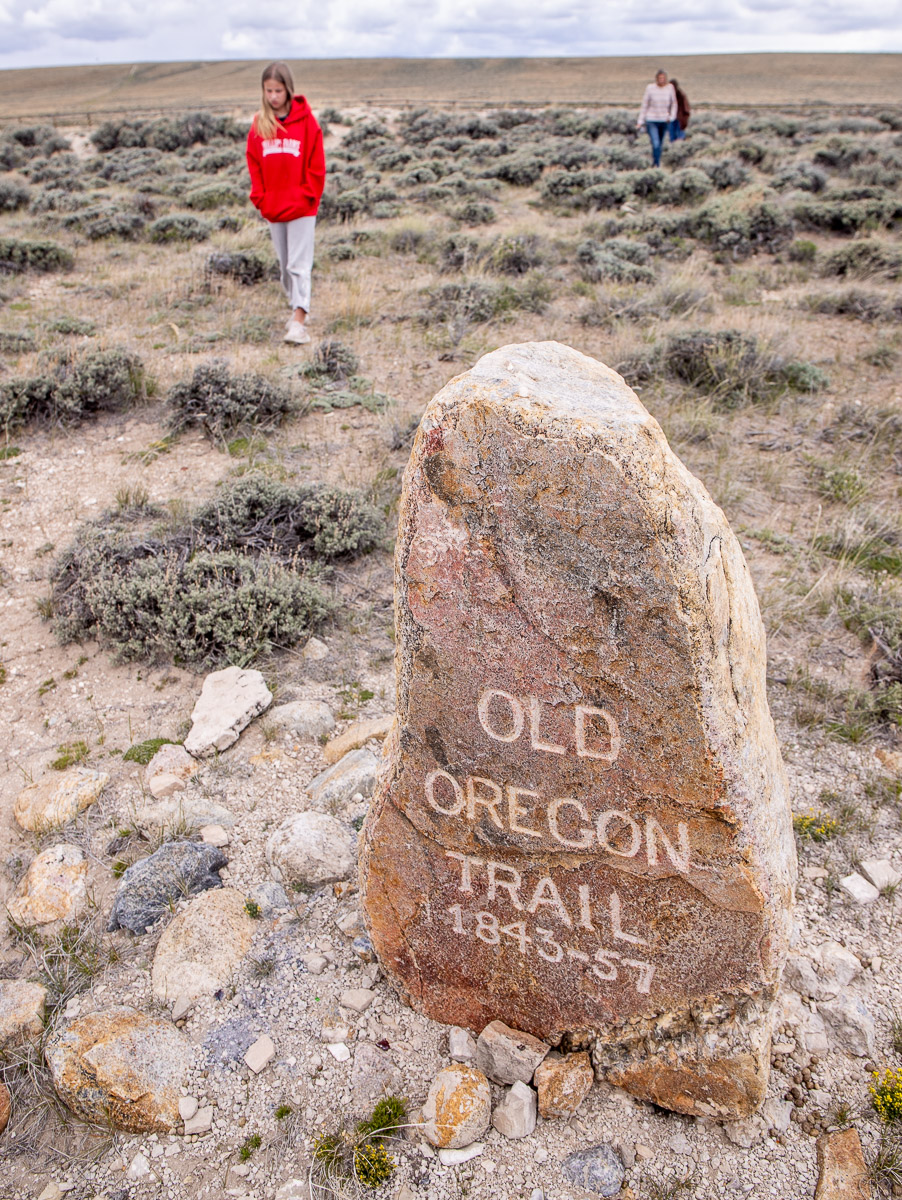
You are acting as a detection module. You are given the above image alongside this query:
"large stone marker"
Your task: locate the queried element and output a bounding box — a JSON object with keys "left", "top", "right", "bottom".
{"left": 360, "top": 342, "right": 796, "bottom": 1119}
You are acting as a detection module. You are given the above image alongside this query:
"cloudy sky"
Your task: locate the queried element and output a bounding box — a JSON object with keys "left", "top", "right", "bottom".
{"left": 0, "top": 0, "right": 900, "bottom": 70}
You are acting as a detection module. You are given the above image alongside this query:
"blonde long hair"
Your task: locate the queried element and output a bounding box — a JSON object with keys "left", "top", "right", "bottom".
{"left": 253, "top": 61, "right": 295, "bottom": 139}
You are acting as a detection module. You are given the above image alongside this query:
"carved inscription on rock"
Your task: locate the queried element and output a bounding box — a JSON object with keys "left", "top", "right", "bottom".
{"left": 360, "top": 342, "right": 796, "bottom": 1118}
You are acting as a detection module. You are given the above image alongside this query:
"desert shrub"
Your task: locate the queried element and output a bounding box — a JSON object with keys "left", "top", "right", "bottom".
{"left": 687, "top": 188, "right": 794, "bottom": 257}
{"left": 205, "top": 250, "right": 273, "bottom": 285}
{"left": 88, "top": 146, "right": 168, "bottom": 184}
{"left": 813, "top": 137, "right": 871, "bottom": 171}
{"left": 420, "top": 274, "right": 550, "bottom": 333}
{"left": 788, "top": 239, "right": 817, "bottom": 263}
{"left": 5, "top": 125, "right": 70, "bottom": 157}
{"left": 584, "top": 179, "right": 631, "bottom": 209}
{"left": 91, "top": 113, "right": 243, "bottom": 153}
{"left": 168, "top": 361, "right": 295, "bottom": 437}
{"left": 623, "top": 168, "right": 662, "bottom": 198}
{"left": 61, "top": 205, "right": 146, "bottom": 240}
{"left": 0, "top": 138, "right": 24, "bottom": 171}
{"left": 577, "top": 239, "right": 654, "bottom": 284}
{"left": 541, "top": 168, "right": 609, "bottom": 205}
{"left": 439, "top": 235, "right": 480, "bottom": 273}
{"left": 0, "top": 177, "right": 30, "bottom": 211}
{"left": 184, "top": 145, "right": 243, "bottom": 173}
{"left": 697, "top": 158, "right": 752, "bottom": 190}
{"left": 30, "top": 187, "right": 90, "bottom": 214}
{"left": 26, "top": 153, "right": 83, "bottom": 185}
{"left": 734, "top": 140, "right": 769, "bottom": 166}
{"left": 793, "top": 194, "right": 900, "bottom": 233}
{"left": 803, "top": 288, "right": 895, "bottom": 322}
{"left": 0, "top": 347, "right": 147, "bottom": 431}
{"left": 389, "top": 226, "right": 433, "bottom": 255}
{"left": 0, "top": 332, "right": 35, "bottom": 354}
{"left": 454, "top": 200, "right": 496, "bottom": 225}
{"left": 487, "top": 109, "right": 538, "bottom": 130}
{"left": 192, "top": 474, "right": 382, "bottom": 560}
{"left": 311, "top": 339, "right": 359, "bottom": 381}
{"left": 52, "top": 543, "right": 331, "bottom": 668}
{"left": 320, "top": 107, "right": 349, "bottom": 125}
{"left": 604, "top": 145, "right": 648, "bottom": 171}
{"left": 49, "top": 317, "right": 96, "bottom": 336}
{"left": 0, "top": 236, "right": 73, "bottom": 274}
{"left": 658, "top": 167, "right": 714, "bottom": 205}
{"left": 147, "top": 214, "right": 211, "bottom": 242}
{"left": 485, "top": 152, "right": 544, "bottom": 187}
{"left": 185, "top": 183, "right": 242, "bottom": 210}
{"left": 663, "top": 330, "right": 826, "bottom": 407}
{"left": 851, "top": 162, "right": 902, "bottom": 188}
{"left": 371, "top": 146, "right": 414, "bottom": 171}
{"left": 821, "top": 240, "right": 902, "bottom": 280}
{"left": 486, "top": 234, "right": 544, "bottom": 276}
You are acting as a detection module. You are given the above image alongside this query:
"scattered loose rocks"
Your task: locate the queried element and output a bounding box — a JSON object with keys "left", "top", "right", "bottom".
{"left": 151, "top": 887, "right": 257, "bottom": 1003}
{"left": 268, "top": 699, "right": 335, "bottom": 741}
{"left": 14, "top": 767, "right": 108, "bottom": 832}
{"left": 561, "top": 1143, "right": 625, "bottom": 1197}
{"left": 134, "top": 794, "right": 235, "bottom": 833}
{"left": 839, "top": 872, "right": 879, "bottom": 904}
{"left": 144, "top": 743, "right": 198, "bottom": 794}
{"left": 0, "top": 979, "right": 47, "bottom": 1047}
{"left": 107, "top": 840, "right": 228, "bottom": 933}
{"left": 45, "top": 1006, "right": 188, "bottom": 1132}
{"left": 492, "top": 1079, "right": 537, "bottom": 1139}
{"left": 422, "top": 1063, "right": 491, "bottom": 1148}
{"left": 534, "top": 1051, "right": 594, "bottom": 1118}
{"left": 266, "top": 810, "right": 357, "bottom": 887}
{"left": 183, "top": 666, "right": 272, "bottom": 757}
{"left": 351, "top": 1041, "right": 403, "bottom": 1113}
{"left": 5, "top": 844, "right": 87, "bottom": 928}
{"left": 475, "top": 1020, "right": 549, "bottom": 1085}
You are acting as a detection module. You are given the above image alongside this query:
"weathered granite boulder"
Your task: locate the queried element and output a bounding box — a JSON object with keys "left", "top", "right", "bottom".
{"left": 151, "top": 887, "right": 256, "bottom": 1003}
{"left": 360, "top": 342, "right": 796, "bottom": 1119}
{"left": 6, "top": 845, "right": 87, "bottom": 928}
{"left": 0, "top": 980, "right": 47, "bottom": 1048}
{"left": 266, "top": 811, "right": 357, "bottom": 887}
{"left": 14, "top": 768, "right": 108, "bottom": 832}
{"left": 45, "top": 1006, "right": 188, "bottom": 1132}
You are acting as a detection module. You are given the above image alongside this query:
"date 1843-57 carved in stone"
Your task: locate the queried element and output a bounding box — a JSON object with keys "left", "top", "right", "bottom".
{"left": 360, "top": 342, "right": 797, "bottom": 1119}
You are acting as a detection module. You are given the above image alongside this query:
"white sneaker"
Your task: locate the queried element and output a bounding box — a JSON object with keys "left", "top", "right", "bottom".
{"left": 284, "top": 321, "right": 311, "bottom": 345}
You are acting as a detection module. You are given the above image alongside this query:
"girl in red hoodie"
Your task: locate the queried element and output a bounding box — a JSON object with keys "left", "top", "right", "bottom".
{"left": 246, "top": 62, "right": 325, "bottom": 345}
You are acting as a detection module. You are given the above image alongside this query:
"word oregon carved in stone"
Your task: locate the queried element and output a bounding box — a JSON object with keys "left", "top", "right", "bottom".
{"left": 360, "top": 342, "right": 796, "bottom": 1119}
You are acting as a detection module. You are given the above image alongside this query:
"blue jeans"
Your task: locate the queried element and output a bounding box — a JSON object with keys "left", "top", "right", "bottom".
{"left": 646, "top": 121, "right": 668, "bottom": 166}
{"left": 669, "top": 119, "right": 685, "bottom": 141}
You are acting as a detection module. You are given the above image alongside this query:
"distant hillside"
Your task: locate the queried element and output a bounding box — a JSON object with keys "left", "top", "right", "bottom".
{"left": 0, "top": 53, "right": 900, "bottom": 124}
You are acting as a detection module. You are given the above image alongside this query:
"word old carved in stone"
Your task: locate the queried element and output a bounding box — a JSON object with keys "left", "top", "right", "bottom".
{"left": 360, "top": 342, "right": 796, "bottom": 1119}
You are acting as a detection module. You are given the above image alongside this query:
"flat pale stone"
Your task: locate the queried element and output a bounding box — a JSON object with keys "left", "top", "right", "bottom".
{"left": 326, "top": 1042, "right": 351, "bottom": 1062}
{"left": 422, "top": 1064, "right": 491, "bottom": 1149}
{"left": 449, "top": 1026, "right": 477, "bottom": 1063}
{"left": 323, "top": 716, "right": 394, "bottom": 765}
{"left": 148, "top": 773, "right": 185, "bottom": 799}
{"left": 268, "top": 700, "right": 335, "bottom": 741}
{"left": 151, "top": 888, "right": 256, "bottom": 1004}
{"left": 859, "top": 858, "right": 900, "bottom": 891}
{"left": 244, "top": 1035, "right": 275, "bottom": 1073}
{"left": 45, "top": 1005, "right": 188, "bottom": 1132}
{"left": 475, "top": 1020, "right": 549, "bottom": 1085}
{"left": 307, "top": 748, "right": 379, "bottom": 811}
{"left": 145, "top": 743, "right": 198, "bottom": 789}
{"left": 340, "top": 988, "right": 376, "bottom": 1013}
{"left": 302, "top": 636, "right": 330, "bottom": 661}
{"left": 6, "top": 845, "right": 87, "bottom": 928}
{"left": 183, "top": 1105, "right": 213, "bottom": 1135}
{"left": 14, "top": 767, "right": 108, "bottom": 832}
{"left": 200, "top": 824, "right": 230, "bottom": 848}
{"left": 819, "top": 996, "right": 876, "bottom": 1058}
{"left": 360, "top": 342, "right": 795, "bottom": 1121}
{"left": 839, "top": 873, "right": 879, "bottom": 904}
{"left": 815, "top": 942, "right": 862, "bottom": 990}
{"left": 171, "top": 994, "right": 193, "bottom": 1022}
{"left": 492, "top": 1079, "right": 537, "bottom": 1139}
{"left": 178, "top": 1096, "right": 198, "bottom": 1121}
{"left": 0, "top": 979, "right": 47, "bottom": 1047}
{"left": 266, "top": 810, "right": 357, "bottom": 887}
{"left": 815, "top": 1128, "right": 869, "bottom": 1200}
{"left": 133, "top": 795, "right": 235, "bottom": 833}
{"left": 183, "top": 666, "right": 272, "bottom": 758}
{"left": 438, "top": 1143, "right": 484, "bottom": 1166}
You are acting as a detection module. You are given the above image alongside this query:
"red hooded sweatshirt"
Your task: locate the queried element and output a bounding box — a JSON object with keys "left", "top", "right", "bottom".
{"left": 246, "top": 95, "right": 325, "bottom": 223}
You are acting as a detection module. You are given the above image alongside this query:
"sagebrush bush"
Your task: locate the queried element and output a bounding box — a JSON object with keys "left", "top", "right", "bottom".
{"left": 454, "top": 200, "right": 496, "bottom": 225}
{"left": 311, "top": 339, "right": 359, "bottom": 381}
{"left": 61, "top": 204, "right": 146, "bottom": 240}
{"left": 794, "top": 194, "right": 900, "bottom": 233}
{"left": 205, "top": 251, "right": 273, "bottom": 285}
{"left": 577, "top": 239, "right": 654, "bottom": 284}
{"left": 0, "top": 177, "right": 30, "bottom": 211}
{"left": 1, "top": 347, "right": 147, "bottom": 431}
{"left": 686, "top": 188, "right": 795, "bottom": 257}
{"left": 803, "top": 288, "right": 897, "bottom": 323}
{"left": 147, "top": 213, "right": 211, "bottom": 242}
{"left": 167, "top": 361, "right": 295, "bottom": 437}
{"left": 772, "top": 161, "right": 828, "bottom": 193}
{"left": 821, "top": 240, "right": 902, "bottom": 280}
{"left": 0, "top": 332, "right": 35, "bottom": 354}
{"left": 486, "top": 234, "right": 544, "bottom": 276}
{"left": 91, "top": 112, "right": 243, "bottom": 153}
{"left": 0, "top": 236, "right": 73, "bottom": 274}
{"left": 663, "top": 330, "right": 827, "bottom": 407}
{"left": 185, "top": 183, "right": 243, "bottom": 210}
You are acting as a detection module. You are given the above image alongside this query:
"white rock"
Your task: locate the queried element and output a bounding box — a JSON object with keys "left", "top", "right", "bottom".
{"left": 151, "top": 888, "right": 256, "bottom": 1004}
{"left": 178, "top": 1097, "right": 198, "bottom": 1121}
{"left": 326, "top": 1043, "right": 351, "bottom": 1062}
{"left": 449, "top": 1026, "right": 477, "bottom": 1063}
{"left": 491, "top": 1080, "right": 536, "bottom": 1139}
{"left": 37, "top": 1184, "right": 64, "bottom": 1200}
{"left": 859, "top": 858, "right": 900, "bottom": 891}
{"left": 438, "top": 1143, "right": 484, "bottom": 1166}
{"left": 839, "top": 873, "right": 879, "bottom": 904}
{"left": 0, "top": 979, "right": 47, "bottom": 1047}
{"left": 302, "top": 636, "right": 330, "bottom": 661}
{"left": 14, "top": 768, "right": 108, "bottom": 832}
{"left": 306, "top": 748, "right": 379, "bottom": 810}
{"left": 244, "top": 1035, "right": 275, "bottom": 1074}
{"left": 815, "top": 941, "right": 862, "bottom": 990}
{"left": 340, "top": 989, "right": 375, "bottom": 1013}
{"left": 183, "top": 1105, "right": 213, "bottom": 1135}
{"left": 268, "top": 701, "right": 335, "bottom": 741}
{"left": 303, "top": 953, "right": 328, "bottom": 975}
{"left": 5, "top": 844, "right": 87, "bottom": 928}
{"left": 127, "top": 1153, "right": 151, "bottom": 1179}
{"left": 171, "top": 994, "right": 193, "bottom": 1022}
{"left": 266, "top": 811, "right": 357, "bottom": 887}
{"left": 722, "top": 1115, "right": 766, "bottom": 1147}
{"left": 200, "top": 824, "right": 230, "bottom": 848}
{"left": 783, "top": 954, "right": 820, "bottom": 998}
{"left": 763, "top": 1098, "right": 793, "bottom": 1132}
{"left": 145, "top": 743, "right": 198, "bottom": 790}
{"left": 148, "top": 772, "right": 185, "bottom": 799}
{"left": 819, "top": 995, "right": 876, "bottom": 1057}
{"left": 275, "top": 1181, "right": 307, "bottom": 1200}
{"left": 668, "top": 1132, "right": 692, "bottom": 1155}
{"left": 184, "top": 666, "right": 272, "bottom": 758}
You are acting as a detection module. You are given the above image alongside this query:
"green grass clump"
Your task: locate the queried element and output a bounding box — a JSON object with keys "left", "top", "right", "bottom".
{"left": 244, "top": 899, "right": 262, "bottom": 920}
{"left": 792, "top": 810, "right": 840, "bottom": 841}
{"left": 313, "top": 1095, "right": 405, "bottom": 1193}
{"left": 357, "top": 1095, "right": 407, "bottom": 1140}
{"left": 239, "top": 1133, "right": 262, "bottom": 1160}
{"left": 123, "top": 737, "right": 174, "bottom": 765}
{"left": 872, "top": 1069, "right": 902, "bottom": 1124}
{"left": 50, "top": 740, "right": 89, "bottom": 770}
{"left": 274, "top": 1104, "right": 293, "bottom": 1120}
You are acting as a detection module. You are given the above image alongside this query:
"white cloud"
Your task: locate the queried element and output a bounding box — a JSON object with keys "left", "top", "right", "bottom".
{"left": 0, "top": 0, "right": 900, "bottom": 68}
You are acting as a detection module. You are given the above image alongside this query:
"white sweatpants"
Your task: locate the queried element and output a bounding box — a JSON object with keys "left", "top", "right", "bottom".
{"left": 268, "top": 215, "right": 316, "bottom": 313}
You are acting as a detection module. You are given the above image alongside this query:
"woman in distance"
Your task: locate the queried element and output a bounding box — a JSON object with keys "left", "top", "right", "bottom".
{"left": 637, "top": 69, "right": 677, "bottom": 167}
{"left": 669, "top": 78, "right": 691, "bottom": 142}
{"left": 246, "top": 61, "right": 325, "bottom": 345}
